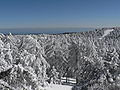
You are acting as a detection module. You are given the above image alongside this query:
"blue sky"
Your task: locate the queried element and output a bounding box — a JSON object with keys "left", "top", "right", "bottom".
{"left": 0, "top": 0, "right": 120, "bottom": 29}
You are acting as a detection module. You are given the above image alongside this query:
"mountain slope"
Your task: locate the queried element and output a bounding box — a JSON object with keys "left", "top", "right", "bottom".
{"left": 0, "top": 28, "right": 120, "bottom": 90}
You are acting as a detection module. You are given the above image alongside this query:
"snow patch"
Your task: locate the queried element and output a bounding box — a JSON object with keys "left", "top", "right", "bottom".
{"left": 43, "top": 77, "right": 76, "bottom": 90}
{"left": 44, "top": 84, "right": 73, "bottom": 90}
{"left": 99, "top": 29, "right": 114, "bottom": 39}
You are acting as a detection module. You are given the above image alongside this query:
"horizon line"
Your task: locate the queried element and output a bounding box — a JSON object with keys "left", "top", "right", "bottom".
{"left": 0, "top": 26, "right": 119, "bottom": 30}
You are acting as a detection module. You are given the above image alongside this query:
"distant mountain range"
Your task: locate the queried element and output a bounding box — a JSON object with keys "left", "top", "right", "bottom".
{"left": 0, "top": 27, "right": 94, "bottom": 34}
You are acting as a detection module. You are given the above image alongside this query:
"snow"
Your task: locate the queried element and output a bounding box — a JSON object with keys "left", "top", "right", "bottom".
{"left": 99, "top": 29, "right": 114, "bottom": 39}
{"left": 43, "top": 77, "right": 76, "bottom": 90}
{"left": 44, "top": 84, "right": 73, "bottom": 90}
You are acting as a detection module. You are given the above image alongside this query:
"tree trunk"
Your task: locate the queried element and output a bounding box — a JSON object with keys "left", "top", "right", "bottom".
{"left": 76, "top": 77, "right": 79, "bottom": 85}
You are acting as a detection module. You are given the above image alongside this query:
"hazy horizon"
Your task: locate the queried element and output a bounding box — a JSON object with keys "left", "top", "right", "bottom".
{"left": 0, "top": 27, "right": 96, "bottom": 34}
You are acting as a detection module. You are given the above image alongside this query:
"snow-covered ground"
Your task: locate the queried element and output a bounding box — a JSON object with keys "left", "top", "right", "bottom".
{"left": 43, "top": 77, "right": 76, "bottom": 90}
{"left": 99, "top": 29, "right": 114, "bottom": 39}
{"left": 44, "top": 84, "right": 73, "bottom": 90}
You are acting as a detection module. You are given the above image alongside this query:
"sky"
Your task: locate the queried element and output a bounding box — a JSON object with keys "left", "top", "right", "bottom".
{"left": 0, "top": 0, "right": 120, "bottom": 33}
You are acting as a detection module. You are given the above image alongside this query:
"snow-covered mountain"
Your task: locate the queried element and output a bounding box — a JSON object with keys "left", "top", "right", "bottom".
{"left": 0, "top": 27, "right": 120, "bottom": 90}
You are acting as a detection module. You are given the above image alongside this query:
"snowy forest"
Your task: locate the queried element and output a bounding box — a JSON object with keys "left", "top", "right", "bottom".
{"left": 1, "top": 27, "right": 120, "bottom": 90}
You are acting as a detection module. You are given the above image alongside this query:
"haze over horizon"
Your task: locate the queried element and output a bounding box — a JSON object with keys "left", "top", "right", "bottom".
{"left": 0, "top": 0, "right": 120, "bottom": 32}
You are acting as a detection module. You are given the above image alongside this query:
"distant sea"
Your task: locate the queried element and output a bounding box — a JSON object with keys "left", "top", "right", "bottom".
{"left": 0, "top": 28, "right": 95, "bottom": 35}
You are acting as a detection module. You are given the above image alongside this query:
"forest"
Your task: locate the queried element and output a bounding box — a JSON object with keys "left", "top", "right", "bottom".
{"left": 0, "top": 28, "right": 120, "bottom": 90}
